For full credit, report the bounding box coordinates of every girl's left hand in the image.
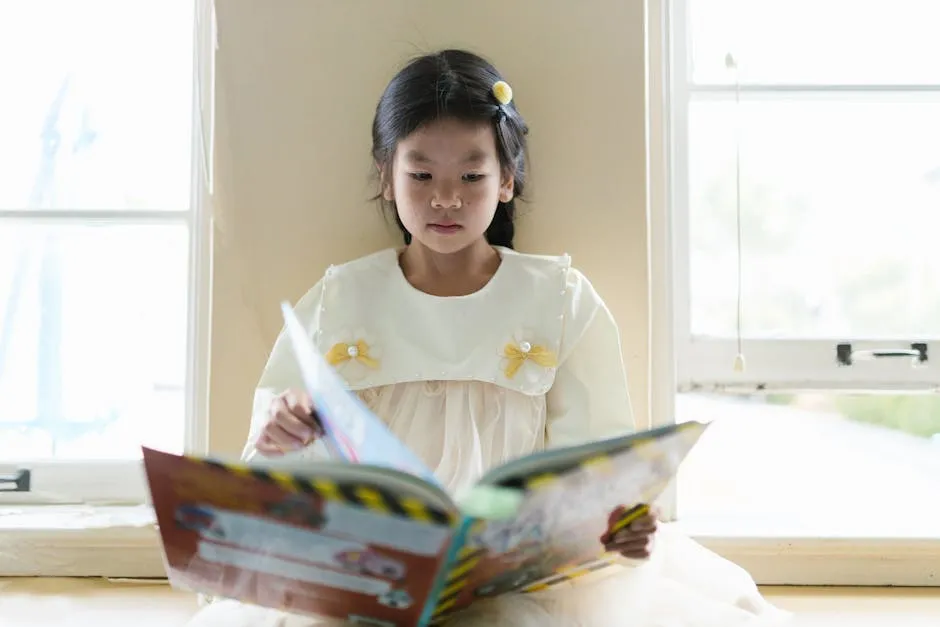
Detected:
[599,505,658,559]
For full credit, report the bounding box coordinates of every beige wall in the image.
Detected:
[208,0,650,455]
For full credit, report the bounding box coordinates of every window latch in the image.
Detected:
[836,342,928,367]
[0,469,31,493]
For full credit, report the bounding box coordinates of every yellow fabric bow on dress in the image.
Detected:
[503,341,557,379]
[326,340,380,369]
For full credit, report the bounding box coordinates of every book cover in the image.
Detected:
[145,447,455,626]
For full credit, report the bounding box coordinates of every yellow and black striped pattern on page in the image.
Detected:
[191,455,456,527]
[515,421,703,517]
[427,520,487,625]
[518,429,681,494]
[522,554,619,592]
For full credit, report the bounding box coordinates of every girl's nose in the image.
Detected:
[431,184,462,209]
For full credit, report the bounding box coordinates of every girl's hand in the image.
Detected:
[255,389,324,456]
[599,505,658,560]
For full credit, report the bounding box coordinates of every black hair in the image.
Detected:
[371,49,529,249]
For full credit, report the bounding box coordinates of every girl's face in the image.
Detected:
[384,118,514,255]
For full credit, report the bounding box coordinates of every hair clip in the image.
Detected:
[492,80,513,106]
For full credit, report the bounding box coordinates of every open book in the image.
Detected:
[143,303,709,627]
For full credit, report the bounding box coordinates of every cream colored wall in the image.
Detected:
[208,0,650,455]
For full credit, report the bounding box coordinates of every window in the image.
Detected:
[655,0,940,583]
[0,0,212,506]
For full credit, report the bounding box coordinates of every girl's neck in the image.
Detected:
[399,239,501,297]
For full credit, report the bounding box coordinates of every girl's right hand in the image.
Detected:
[255,389,324,456]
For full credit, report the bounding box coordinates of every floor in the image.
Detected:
[1,578,938,626]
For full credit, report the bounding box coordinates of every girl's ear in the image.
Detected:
[498,168,515,203]
[377,162,394,201]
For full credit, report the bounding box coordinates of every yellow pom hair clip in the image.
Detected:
[492,80,513,106]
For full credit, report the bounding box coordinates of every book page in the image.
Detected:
[144,447,455,625]
[280,302,439,486]
[427,422,707,622]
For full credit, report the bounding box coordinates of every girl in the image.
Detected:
[187,49,790,627]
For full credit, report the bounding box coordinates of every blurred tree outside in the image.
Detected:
[765,393,940,439]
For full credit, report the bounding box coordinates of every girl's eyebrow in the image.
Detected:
[403,150,431,163]
[403,148,488,164]
[463,149,487,164]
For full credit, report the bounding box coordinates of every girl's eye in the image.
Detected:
[463,173,485,183]
[409,172,431,181]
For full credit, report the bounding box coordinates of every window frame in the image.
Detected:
[650,0,940,586]
[0,0,214,509]
[668,1,940,394]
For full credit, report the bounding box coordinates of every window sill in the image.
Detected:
[682,516,940,587]
[698,535,940,587]
[2,505,938,586]
[0,505,166,578]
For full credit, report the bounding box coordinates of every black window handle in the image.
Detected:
[0,469,31,493]
[836,343,928,367]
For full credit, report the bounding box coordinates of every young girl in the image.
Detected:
[187,49,790,627]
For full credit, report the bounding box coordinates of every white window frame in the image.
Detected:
[0,0,214,577]
[665,1,940,395]
[649,0,940,586]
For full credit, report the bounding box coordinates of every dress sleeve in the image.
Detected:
[241,280,332,461]
[545,268,636,449]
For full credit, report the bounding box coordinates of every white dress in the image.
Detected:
[185,247,792,627]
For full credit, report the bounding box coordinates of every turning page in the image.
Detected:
[279,301,439,485]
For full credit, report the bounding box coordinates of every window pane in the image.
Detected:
[689,0,940,85]
[0,224,188,459]
[0,1,194,210]
[687,98,940,339]
[677,391,940,538]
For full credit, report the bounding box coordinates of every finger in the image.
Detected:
[602,519,646,542]
[281,413,319,442]
[612,529,645,544]
[264,423,308,450]
[272,398,318,441]
[607,537,653,556]
[608,534,651,549]
[284,395,324,435]
[629,514,658,532]
[617,528,657,548]
[619,546,653,559]
[611,527,657,547]
[609,504,650,535]
[601,529,645,547]
[609,545,651,559]
[285,390,313,417]
[606,506,627,530]
[255,433,286,456]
